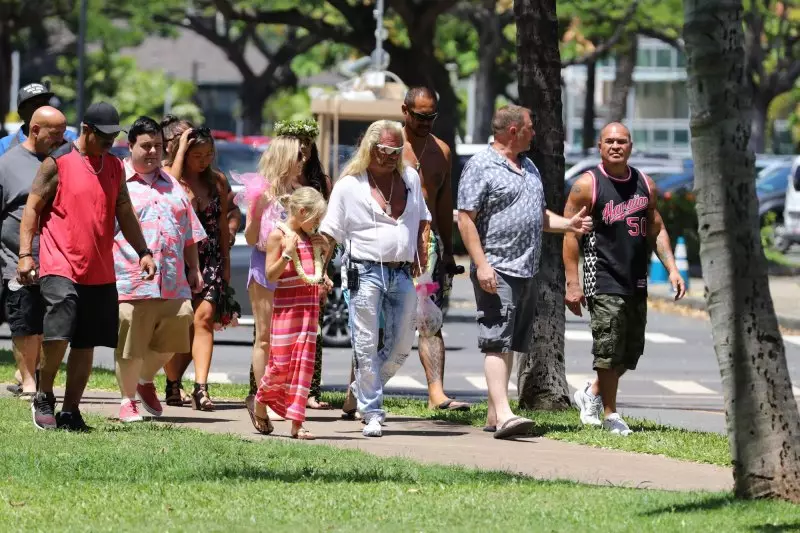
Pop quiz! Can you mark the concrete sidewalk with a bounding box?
[648,276,800,329]
[29,389,733,494]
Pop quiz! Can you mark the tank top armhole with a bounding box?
[639,170,653,199]
[587,169,598,212]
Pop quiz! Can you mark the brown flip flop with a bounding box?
[245,395,273,435]
[493,416,534,440]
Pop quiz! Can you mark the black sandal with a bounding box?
[245,395,273,435]
[191,383,215,411]
[165,379,184,407]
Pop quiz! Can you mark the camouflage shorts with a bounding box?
[587,293,648,371]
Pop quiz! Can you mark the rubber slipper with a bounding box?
[292,428,316,440]
[482,425,496,433]
[493,416,534,440]
[434,399,471,411]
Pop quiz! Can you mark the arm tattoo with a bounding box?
[655,232,675,265]
[116,178,132,208]
[30,158,59,204]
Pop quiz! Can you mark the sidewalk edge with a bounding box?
[648,292,800,330]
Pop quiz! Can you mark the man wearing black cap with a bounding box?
[18,101,156,431]
[0,83,77,157]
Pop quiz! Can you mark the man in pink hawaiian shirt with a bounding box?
[112,116,206,423]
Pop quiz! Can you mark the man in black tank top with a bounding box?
[562,122,686,436]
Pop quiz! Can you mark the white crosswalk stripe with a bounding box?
[184,372,233,384]
[564,330,684,343]
[565,374,594,391]
[644,333,685,344]
[564,330,594,341]
[463,375,517,391]
[385,375,427,389]
[794,386,800,396]
[654,380,716,395]
[784,336,800,347]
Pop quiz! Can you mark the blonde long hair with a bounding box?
[279,186,327,225]
[258,136,302,199]
[339,120,406,179]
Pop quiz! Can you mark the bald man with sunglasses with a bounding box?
[401,87,469,412]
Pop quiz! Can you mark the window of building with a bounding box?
[633,129,649,144]
[653,129,670,144]
[636,48,652,67]
[674,129,690,145]
[672,81,690,118]
[656,49,673,68]
[676,51,687,67]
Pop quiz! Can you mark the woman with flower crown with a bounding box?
[253,187,329,439]
[240,119,333,424]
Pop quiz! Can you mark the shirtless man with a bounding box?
[401,87,469,411]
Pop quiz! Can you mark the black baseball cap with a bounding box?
[83,102,124,135]
[17,83,54,109]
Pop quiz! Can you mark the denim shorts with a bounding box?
[471,270,537,354]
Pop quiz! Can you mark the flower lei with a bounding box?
[277,222,325,285]
[273,118,319,139]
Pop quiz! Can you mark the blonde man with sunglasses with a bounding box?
[320,120,431,438]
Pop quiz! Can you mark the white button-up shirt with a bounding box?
[320,167,431,262]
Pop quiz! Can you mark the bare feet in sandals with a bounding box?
[245,395,273,435]
[291,422,315,440]
[306,396,331,410]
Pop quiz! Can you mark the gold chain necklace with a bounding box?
[78,146,104,176]
[368,170,394,216]
[413,135,429,172]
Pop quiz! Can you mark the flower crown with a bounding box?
[274,118,319,139]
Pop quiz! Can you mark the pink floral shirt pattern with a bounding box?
[113,160,207,301]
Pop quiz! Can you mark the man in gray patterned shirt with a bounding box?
[457,105,592,440]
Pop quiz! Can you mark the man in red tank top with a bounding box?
[17,102,157,431]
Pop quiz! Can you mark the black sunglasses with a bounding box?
[408,109,438,122]
[189,126,212,139]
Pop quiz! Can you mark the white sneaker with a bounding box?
[603,413,632,436]
[573,383,603,426]
[362,418,382,437]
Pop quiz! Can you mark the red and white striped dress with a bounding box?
[255,231,320,422]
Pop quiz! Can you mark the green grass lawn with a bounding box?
[0,349,731,467]
[0,399,796,533]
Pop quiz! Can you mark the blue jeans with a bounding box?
[347,261,417,423]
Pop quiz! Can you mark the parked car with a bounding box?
[774,156,800,252]
[565,158,687,196]
[755,162,794,226]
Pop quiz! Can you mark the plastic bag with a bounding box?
[232,172,287,251]
[415,272,442,337]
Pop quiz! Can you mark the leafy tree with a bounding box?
[46,46,203,126]
[0,0,71,133]
[684,0,800,502]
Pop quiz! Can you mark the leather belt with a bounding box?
[350,259,412,270]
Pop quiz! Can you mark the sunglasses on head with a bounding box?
[408,109,438,122]
[375,144,403,156]
[189,126,212,139]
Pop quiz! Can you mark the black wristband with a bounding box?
[18,253,32,259]
[137,248,153,259]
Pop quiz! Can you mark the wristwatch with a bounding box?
[137,248,154,259]
[281,252,292,262]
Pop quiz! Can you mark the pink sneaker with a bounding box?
[119,400,144,423]
[136,382,163,417]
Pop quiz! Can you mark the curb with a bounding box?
[648,292,800,331]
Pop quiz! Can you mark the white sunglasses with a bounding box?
[375,144,403,155]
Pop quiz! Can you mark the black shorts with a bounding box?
[4,282,45,337]
[39,275,119,349]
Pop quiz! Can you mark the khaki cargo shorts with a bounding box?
[116,299,194,360]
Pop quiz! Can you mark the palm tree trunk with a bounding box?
[513,0,570,411]
[684,0,800,503]
[582,59,596,154]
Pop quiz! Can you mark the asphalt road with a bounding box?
[3,273,799,435]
